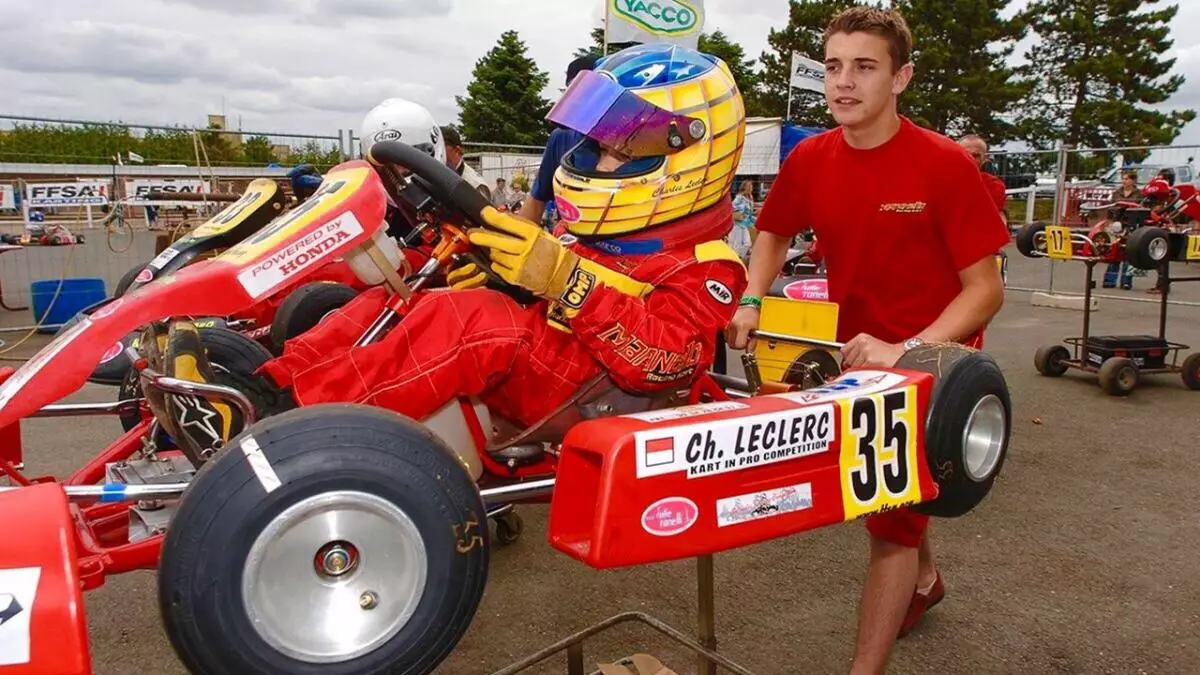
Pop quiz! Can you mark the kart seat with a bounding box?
[487,373,691,452]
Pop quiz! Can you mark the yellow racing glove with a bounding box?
[468,207,651,317]
[446,260,488,290]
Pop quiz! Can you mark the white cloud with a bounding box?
[0,0,1195,147]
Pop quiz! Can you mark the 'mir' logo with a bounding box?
[614,0,700,35]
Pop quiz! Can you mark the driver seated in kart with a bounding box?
[164,43,752,459]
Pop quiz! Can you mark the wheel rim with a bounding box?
[1149,237,1168,261]
[242,490,428,664]
[1119,366,1137,389]
[961,394,1006,482]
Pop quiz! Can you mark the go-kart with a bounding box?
[0,142,1014,675]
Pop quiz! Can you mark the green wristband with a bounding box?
[738,295,762,310]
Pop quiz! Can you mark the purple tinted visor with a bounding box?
[546,70,706,158]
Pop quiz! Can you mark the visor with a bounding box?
[546,70,707,159]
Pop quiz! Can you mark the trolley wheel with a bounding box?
[1181,353,1200,391]
[1034,344,1070,377]
[1016,222,1047,258]
[1098,357,1138,396]
[493,512,524,546]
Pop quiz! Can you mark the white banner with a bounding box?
[606,0,704,49]
[124,179,211,206]
[24,181,109,207]
[790,53,826,94]
[0,185,14,210]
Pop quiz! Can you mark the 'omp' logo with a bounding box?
[561,268,595,309]
[613,0,700,35]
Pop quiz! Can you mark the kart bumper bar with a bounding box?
[478,478,556,504]
[0,482,188,502]
[138,367,259,427]
[32,400,143,418]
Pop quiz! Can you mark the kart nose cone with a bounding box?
[962,393,1006,481]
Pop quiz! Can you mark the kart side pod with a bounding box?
[549,350,1012,569]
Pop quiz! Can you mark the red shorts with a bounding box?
[865,508,930,548]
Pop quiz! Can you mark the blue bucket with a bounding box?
[31,278,108,333]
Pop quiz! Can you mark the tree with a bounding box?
[457,30,553,145]
[698,30,769,117]
[574,26,606,58]
[1016,0,1196,168]
[755,0,865,126]
[895,0,1031,143]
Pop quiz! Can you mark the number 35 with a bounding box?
[848,391,912,505]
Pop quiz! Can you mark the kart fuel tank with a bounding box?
[548,369,938,569]
[0,483,91,674]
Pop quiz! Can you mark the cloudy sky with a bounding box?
[1,0,1198,147]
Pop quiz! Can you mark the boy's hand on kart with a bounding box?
[447,260,488,290]
[726,306,760,351]
[841,333,903,368]
[468,207,649,312]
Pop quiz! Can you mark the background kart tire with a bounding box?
[119,327,274,434]
[1034,344,1070,377]
[158,405,489,675]
[114,262,148,298]
[900,343,1012,519]
[1015,221,1047,258]
[269,282,359,354]
[1125,227,1170,270]
[1098,357,1138,396]
[783,350,840,389]
[1181,353,1200,391]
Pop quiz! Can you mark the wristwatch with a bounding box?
[903,337,925,351]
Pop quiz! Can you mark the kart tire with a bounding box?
[1125,227,1170,270]
[1034,344,1070,377]
[1098,357,1138,396]
[118,327,274,433]
[158,405,489,675]
[114,262,148,298]
[782,349,840,389]
[1182,353,1200,391]
[269,282,358,354]
[1016,221,1047,258]
[900,343,1012,519]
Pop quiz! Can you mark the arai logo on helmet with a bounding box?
[555,196,582,223]
[614,0,700,35]
[373,129,403,143]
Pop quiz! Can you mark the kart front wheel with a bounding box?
[158,405,489,675]
[902,343,1012,518]
[269,282,358,354]
[1125,227,1170,270]
[1016,221,1047,258]
[1182,353,1200,391]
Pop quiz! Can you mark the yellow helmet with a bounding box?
[547,43,747,238]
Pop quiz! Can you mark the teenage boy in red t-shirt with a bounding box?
[726,7,1008,674]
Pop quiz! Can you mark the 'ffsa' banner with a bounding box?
[606,0,704,49]
[25,181,109,207]
[791,53,825,94]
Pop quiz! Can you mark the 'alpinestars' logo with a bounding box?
[0,594,23,627]
[172,395,221,444]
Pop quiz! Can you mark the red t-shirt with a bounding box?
[982,172,1007,214]
[756,117,1010,345]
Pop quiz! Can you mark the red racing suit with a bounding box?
[259,202,747,427]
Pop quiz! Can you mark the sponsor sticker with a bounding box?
[705,279,733,305]
[98,341,124,365]
[622,400,749,423]
[770,371,907,406]
[0,566,42,666]
[634,404,835,480]
[148,246,181,271]
[641,497,699,537]
[555,196,582,223]
[782,278,828,301]
[134,268,153,284]
[236,211,364,298]
[717,482,814,528]
[90,298,123,321]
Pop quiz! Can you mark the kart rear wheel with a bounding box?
[269,282,358,354]
[158,405,489,675]
[1182,353,1200,391]
[1034,344,1070,377]
[901,343,1012,519]
[1125,227,1170,270]
[1098,357,1138,396]
[1016,221,1047,258]
[114,262,148,298]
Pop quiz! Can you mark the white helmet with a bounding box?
[359,97,446,164]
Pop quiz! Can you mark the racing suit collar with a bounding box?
[561,200,734,257]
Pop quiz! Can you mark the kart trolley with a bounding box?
[1017,217,1200,396]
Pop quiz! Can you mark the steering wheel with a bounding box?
[364,140,524,295]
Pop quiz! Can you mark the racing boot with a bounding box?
[158,321,295,465]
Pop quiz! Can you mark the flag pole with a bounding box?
[602,0,610,56]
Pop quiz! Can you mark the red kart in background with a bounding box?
[0,143,1013,675]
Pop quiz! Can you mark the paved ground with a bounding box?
[4,245,1200,674]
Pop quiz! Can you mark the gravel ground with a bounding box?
[4,243,1200,674]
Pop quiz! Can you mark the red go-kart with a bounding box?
[0,142,1013,675]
